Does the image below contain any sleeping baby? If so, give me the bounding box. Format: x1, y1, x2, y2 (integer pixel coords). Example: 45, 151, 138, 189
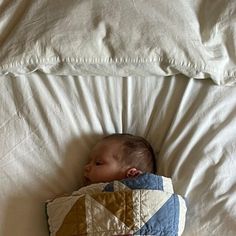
83, 133, 155, 185
46, 134, 187, 236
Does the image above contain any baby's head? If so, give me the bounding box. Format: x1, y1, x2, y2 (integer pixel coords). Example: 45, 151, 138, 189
84, 133, 155, 185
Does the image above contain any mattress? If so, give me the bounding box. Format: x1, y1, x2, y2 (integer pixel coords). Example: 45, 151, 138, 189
0, 1, 236, 236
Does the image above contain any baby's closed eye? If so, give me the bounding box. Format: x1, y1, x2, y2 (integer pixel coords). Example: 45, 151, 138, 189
95, 161, 103, 166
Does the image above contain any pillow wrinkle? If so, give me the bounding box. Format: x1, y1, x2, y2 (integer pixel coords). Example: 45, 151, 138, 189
1, 0, 236, 85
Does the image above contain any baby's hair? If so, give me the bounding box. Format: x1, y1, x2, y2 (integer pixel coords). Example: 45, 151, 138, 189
103, 133, 156, 173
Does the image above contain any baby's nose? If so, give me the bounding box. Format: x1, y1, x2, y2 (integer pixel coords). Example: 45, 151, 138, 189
84, 163, 91, 172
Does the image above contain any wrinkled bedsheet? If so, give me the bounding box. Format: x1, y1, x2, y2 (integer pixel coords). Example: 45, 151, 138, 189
46, 173, 186, 236
1, 74, 236, 236
1, 0, 236, 235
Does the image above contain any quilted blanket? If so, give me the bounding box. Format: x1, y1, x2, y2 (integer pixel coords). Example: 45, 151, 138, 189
46, 173, 187, 236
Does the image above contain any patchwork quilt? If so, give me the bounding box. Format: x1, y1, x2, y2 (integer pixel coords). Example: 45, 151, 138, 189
46, 173, 187, 236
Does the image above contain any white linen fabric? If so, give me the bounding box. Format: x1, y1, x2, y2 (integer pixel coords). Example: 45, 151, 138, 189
0, 74, 236, 236
1, 1, 236, 236
0, 0, 236, 85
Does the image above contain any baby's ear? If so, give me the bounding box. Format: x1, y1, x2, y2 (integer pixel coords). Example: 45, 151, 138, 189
126, 168, 142, 178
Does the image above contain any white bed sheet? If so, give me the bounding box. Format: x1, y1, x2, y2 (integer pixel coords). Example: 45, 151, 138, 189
1, 1, 236, 235
0, 73, 236, 236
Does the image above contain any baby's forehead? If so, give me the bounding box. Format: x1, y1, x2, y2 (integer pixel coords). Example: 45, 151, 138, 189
97, 137, 124, 147
90, 138, 124, 157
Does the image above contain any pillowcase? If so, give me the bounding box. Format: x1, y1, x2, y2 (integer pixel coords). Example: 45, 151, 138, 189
0, 0, 236, 85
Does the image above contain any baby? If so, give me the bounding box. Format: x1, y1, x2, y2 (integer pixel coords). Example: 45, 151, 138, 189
47, 134, 187, 235
83, 133, 156, 185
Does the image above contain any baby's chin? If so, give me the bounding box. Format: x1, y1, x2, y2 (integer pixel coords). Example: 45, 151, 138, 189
83, 176, 118, 186
83, 176, 91, 186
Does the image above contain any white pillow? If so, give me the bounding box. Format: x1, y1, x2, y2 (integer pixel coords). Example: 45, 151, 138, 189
0, 0, 236, 85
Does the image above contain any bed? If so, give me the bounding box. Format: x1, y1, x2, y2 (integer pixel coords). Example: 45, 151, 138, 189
0, 1, 236, 235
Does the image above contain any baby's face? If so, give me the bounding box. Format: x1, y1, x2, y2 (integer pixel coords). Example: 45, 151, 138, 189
84, 139, 127, 185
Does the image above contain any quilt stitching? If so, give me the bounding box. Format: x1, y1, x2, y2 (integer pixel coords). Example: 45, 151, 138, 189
48, 174, 187, 236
